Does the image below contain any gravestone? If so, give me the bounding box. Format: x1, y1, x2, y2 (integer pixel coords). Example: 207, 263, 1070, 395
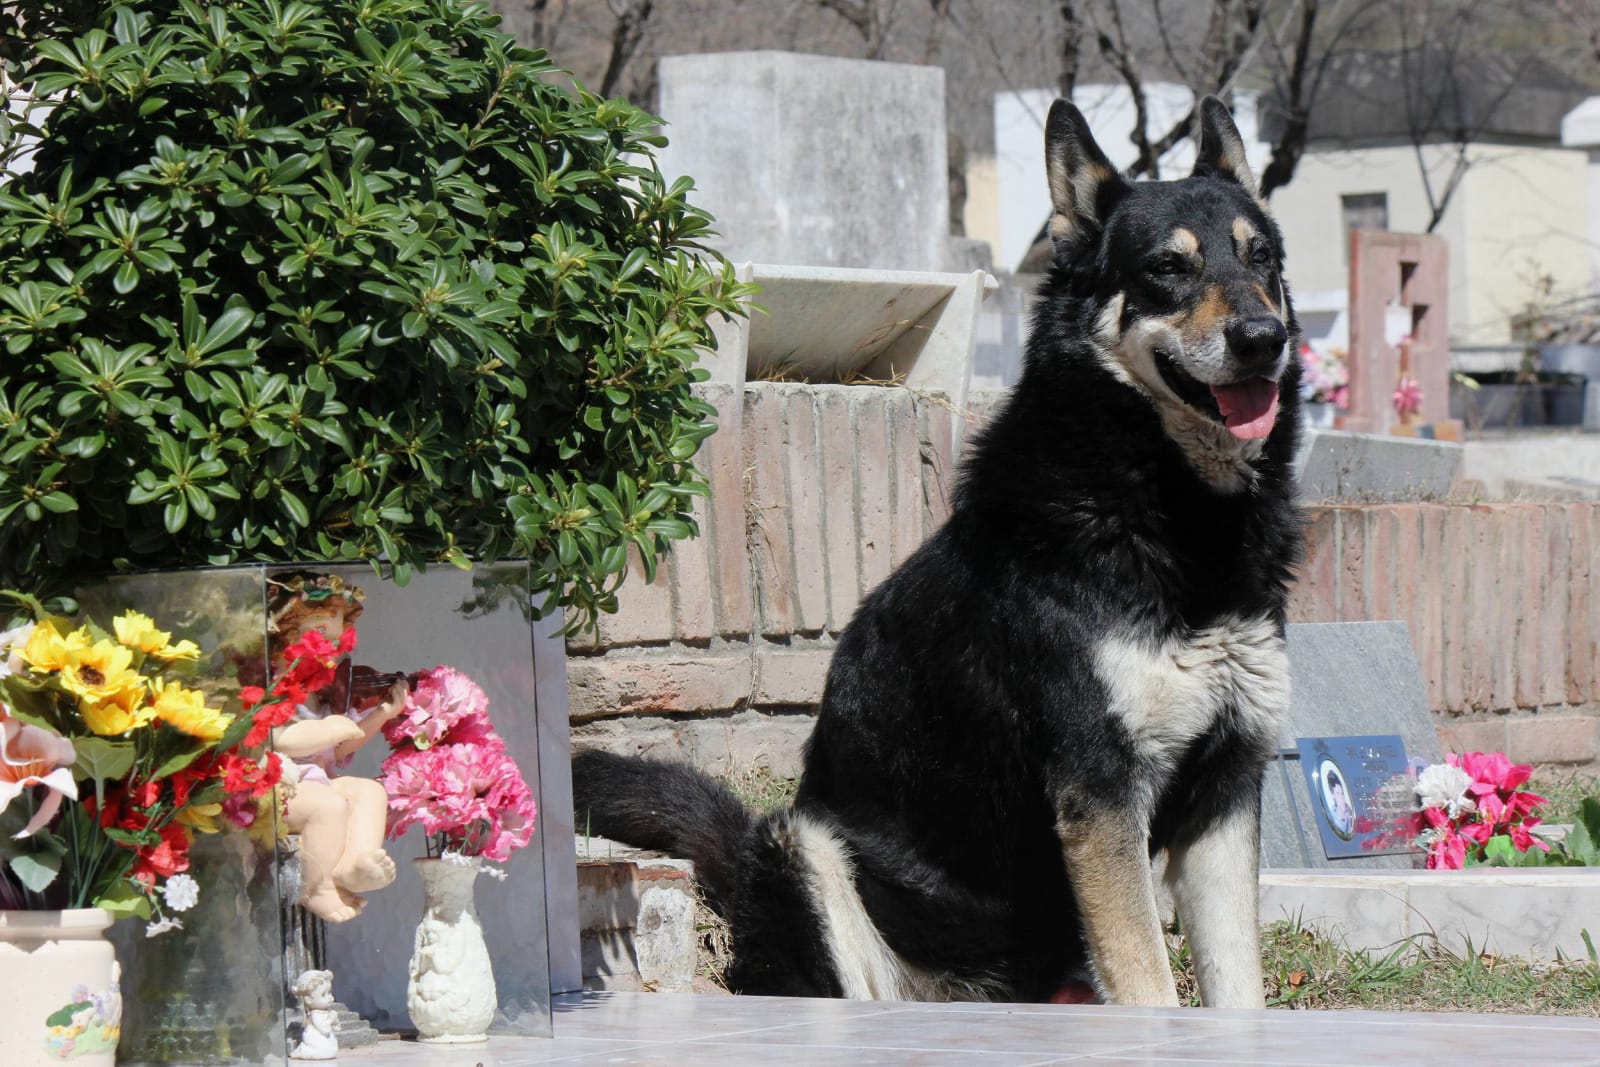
1261, 622, 1443, 869
654, 52, 950, 272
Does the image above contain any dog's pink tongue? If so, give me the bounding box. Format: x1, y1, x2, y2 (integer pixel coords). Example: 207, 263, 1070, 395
1210, 379, 1280, 440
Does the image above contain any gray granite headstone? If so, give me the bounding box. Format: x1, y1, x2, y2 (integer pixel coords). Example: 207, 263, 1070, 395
1261, 622, 1442, 869
655, 52, 951, 272
1294, 429, 1462, 502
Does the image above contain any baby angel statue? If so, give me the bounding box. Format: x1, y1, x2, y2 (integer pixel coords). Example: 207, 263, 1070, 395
267, 572, 410, 923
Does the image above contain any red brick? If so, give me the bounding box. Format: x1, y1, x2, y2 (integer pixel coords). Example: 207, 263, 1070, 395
672, 492, 715, 643
1513, 505, 1544, 711
818, 388, 860, 635
1337, 507, 1368, 622
1464, 506, 1499, 711
1365, 506, 1399, 621
597, 545, 676, 648
743, 387, 794, 637
1289, 507, 1337, 623
754, 648, 833, 706
1567, 503, 1595, 705
567, 654, 754, 720
1492, 507, 1519, 712
702, 385, 753, 638
888, 388, 925, 568
918, 396, 955, 533
853, 389, 893, 596
783, 390, 828, 634
1541, 505, 1572, 708
1506, 714, 1600, 766
1440, 505, 1470, 712
1417, 505, 1446, 708
1590, 503, 1600, 704
1394, 505, 1422, 655
1435, 718, 1507, 757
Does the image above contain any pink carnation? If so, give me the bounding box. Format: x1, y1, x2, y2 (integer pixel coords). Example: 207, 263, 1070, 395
378, 666, 536, 862
383, 666, 498, 752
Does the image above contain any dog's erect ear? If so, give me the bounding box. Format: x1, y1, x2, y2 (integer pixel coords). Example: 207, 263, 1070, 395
1191, 95, 1257, 195
1045, 99, 1126, 244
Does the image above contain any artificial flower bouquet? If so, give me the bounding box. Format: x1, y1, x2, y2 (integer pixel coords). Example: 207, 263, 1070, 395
1298, 343, 1350, 409
0, 597, 351, 934
379, 665, 536, 866
1412, 751, 1598, 869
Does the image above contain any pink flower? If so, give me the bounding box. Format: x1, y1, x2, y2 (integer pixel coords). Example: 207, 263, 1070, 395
1425, 825, 1468, 869
381, 738, 536, 861
1392, 376, 1424, 418
383, 666, 498, 752
0, 704, 79, 837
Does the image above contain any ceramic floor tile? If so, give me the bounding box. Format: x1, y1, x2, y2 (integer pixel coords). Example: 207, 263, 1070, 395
719, 1004, 1254, 1058
341, 1035, 656, 1065
338, 993, 1600, 1067
1067, 1011, 1600, 1067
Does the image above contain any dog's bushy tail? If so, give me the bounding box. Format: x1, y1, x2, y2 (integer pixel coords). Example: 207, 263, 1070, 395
571, 749, 753, 912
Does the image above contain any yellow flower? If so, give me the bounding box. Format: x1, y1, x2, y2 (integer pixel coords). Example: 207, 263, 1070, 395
19, 621, 90, 673
175, 802, 225, 833
112, 611, 200, 662
80, 684, 155, 736
59, 638, 142, 704
150, 679, 232, 742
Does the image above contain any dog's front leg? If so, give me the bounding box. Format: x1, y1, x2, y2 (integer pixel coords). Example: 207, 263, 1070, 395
1058, 812, 1179, 1006
1163, 805, 1266, 1008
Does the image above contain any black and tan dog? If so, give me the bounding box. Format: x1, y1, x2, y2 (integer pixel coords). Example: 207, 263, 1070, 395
573, 97, 1301, 1008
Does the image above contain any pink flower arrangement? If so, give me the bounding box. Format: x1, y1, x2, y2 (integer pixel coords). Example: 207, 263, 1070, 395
1413, 751, 1547, 869
379, 666, 536, 863
1298, 343, 1350, 409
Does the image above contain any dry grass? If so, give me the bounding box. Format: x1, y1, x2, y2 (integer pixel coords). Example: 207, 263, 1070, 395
1173, 919, 1600, 1016
1531, 770, 1600, 827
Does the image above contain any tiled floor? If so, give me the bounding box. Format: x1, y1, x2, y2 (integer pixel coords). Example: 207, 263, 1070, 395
342, 991, 1600, 1066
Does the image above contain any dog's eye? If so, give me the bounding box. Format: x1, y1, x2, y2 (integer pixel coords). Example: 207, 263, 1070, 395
1249, 242, 1273, 267
1147, 256, 1188, 277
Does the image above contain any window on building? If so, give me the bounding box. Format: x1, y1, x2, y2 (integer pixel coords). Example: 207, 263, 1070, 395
1341, 192, 1389, 261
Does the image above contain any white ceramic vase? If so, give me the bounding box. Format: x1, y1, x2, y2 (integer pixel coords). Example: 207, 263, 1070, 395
406, 857, 496, 1043
0, 908, 121, 1066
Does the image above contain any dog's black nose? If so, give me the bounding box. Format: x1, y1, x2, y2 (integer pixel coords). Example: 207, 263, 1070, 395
1225, 316, 1288, 368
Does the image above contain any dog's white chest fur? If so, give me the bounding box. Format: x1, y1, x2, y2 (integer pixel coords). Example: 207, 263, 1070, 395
1093, 615, 1288, 769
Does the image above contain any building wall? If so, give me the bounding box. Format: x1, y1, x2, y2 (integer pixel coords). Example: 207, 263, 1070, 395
1458, 145, 1591, 339
1269, 143, 1589, 345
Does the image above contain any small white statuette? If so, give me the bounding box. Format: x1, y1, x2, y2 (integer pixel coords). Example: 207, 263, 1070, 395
290, 969, 340, 1061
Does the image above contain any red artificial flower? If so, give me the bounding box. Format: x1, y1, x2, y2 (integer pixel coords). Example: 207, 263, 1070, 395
131, 823, 190, 885
239, 686, 267, 708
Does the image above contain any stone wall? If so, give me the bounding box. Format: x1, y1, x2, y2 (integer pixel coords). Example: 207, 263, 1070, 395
567, 380, 959, 775
1291, 502, 1600, 766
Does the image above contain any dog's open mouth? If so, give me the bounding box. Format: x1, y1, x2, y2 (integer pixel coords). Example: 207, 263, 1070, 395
1155, 351, 1280, 441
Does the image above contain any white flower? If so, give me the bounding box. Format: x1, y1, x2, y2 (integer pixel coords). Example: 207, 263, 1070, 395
145, 917, 183, 938
1415, 763, 1476, 819
162, 873, 200, 912
0, 622, 33, 679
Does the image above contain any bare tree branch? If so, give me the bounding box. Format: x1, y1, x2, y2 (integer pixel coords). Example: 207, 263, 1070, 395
818, 0, 894, 58
1060, 0, 1085, 97
598, 0, 656, 100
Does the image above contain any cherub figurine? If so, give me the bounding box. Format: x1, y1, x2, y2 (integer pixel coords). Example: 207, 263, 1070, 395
268, 573, 409, 923
289, 969, 340, 1060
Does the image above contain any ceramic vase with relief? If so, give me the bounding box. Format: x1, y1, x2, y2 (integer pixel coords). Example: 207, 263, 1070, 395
0, 908, 121, 1066
407, 857, 495, 1042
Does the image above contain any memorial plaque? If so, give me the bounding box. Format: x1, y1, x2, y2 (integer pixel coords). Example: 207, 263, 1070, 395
1294, 735, 1422, 860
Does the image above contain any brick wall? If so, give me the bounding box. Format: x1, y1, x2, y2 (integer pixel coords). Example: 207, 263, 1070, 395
1290, 503, 1600, 766
566, 381, 958, 773
570, 384, 1600, 771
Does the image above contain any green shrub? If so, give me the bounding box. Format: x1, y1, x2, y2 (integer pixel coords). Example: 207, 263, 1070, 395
0, 0, 752, 623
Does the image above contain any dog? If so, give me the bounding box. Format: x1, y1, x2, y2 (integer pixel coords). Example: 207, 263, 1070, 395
572, 96, 1302, 1009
